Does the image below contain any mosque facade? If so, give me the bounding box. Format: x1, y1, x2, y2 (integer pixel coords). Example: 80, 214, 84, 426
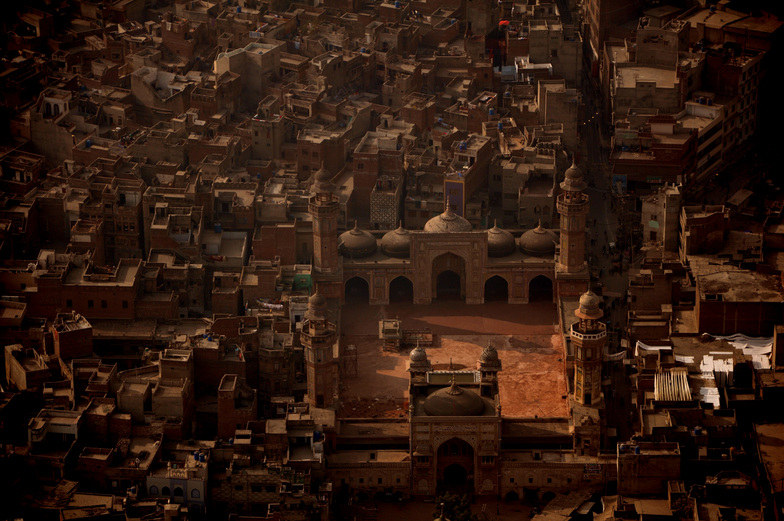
309, 161, 593, 305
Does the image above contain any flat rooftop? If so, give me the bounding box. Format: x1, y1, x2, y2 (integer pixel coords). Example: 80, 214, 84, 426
339, 300, 568, 419
616, 67, 677, 88
755, 423, 784, 495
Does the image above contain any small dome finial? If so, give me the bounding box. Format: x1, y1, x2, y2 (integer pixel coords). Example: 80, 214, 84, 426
445, 374, 463, 396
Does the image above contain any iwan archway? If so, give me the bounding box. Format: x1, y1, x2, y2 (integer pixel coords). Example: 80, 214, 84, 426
432, 253, 465, 301
437, 437, 474, 495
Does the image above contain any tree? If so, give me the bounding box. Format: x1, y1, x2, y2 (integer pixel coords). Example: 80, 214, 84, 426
433, 493, 478, 521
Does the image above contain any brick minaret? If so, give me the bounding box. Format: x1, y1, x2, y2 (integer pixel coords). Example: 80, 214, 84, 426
556, 160, 590, 296
572, 291, 605, 406
301, 291, 337, 408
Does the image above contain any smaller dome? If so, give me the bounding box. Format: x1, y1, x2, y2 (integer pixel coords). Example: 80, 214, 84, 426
306, 291, 327, 319
560, 160, 587, 192
313, 164, 335, 194
410, 345, 428, 362
576, 290, 604, 320
309, 291, 326, 307
486, 221, 516, 257
479, 344, 499, 364
423, 380, 485, 417
424, 203, 472, 233
381, 223, 411, 258
519, 222, 558, 256
339, 222, 377, 258
565, 160, 582, 179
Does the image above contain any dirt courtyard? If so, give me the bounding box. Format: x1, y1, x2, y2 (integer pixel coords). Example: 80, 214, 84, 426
338, 300, 570, 419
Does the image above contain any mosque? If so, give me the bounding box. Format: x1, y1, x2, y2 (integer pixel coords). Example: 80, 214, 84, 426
302, 161, 606, 499
308, 160, 591, 305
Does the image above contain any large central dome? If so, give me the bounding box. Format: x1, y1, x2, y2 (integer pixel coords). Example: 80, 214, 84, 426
423, 380, 485, 416
424, 203, 472, 233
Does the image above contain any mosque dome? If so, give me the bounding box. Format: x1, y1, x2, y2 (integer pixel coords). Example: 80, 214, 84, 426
305, 291, 327, 320
479, 344, 499, 364
486, 222, 516, 257
424, 204, 472, 233
576, 290, 604, 320
560, 160, 587, 192
424, 380, 485, 417
313, 164, 335, 193
519, 223, 558, 256
338, 222, 377, 258
308, 292, 327, 308
410, 345, 428, 362
381, 224, 411, 258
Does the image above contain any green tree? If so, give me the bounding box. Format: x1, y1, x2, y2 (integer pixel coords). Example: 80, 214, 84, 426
433, 493, 478, 521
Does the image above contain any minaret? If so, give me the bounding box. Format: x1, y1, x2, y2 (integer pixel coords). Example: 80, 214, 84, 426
477, 344, 502, 397
572, 291, 605, 406
309, 164, 342, 299
555, 160, 590, 296
310, 164, 339, 274
301, 291, 337, 408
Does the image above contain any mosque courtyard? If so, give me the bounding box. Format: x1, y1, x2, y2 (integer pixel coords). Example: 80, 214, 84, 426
338, 299, 570, 419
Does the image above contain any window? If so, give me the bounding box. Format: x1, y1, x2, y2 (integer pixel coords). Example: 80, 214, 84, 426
529, 478, 534, 484
88, 300, 94, 309
101, 300, 107, 309
378, 478, 382, 484
162, 487, 170, 496
174, 487, 183, 497
66, 299, 73, 308
251, 485, 262, 492
235, 485, 244, 491
510, 477, 515, 483
122, 300, 128, 309
149, 486, 159, 495
359, 478, 364, 484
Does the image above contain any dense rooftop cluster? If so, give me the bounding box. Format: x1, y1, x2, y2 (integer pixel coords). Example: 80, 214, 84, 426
1, 0, 784, 520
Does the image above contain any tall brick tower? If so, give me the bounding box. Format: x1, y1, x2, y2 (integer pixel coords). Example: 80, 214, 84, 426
309, 164, 342, 299
301, 291, 337, 409
572, 291, 605, 406
555, 160, 590, 297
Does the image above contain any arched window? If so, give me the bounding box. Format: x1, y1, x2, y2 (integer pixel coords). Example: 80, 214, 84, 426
149, 486, 159, 496
191, 489, 201, 498
174, 487, 183, 497
162, 487, 170, 496
53, 104, 60, 116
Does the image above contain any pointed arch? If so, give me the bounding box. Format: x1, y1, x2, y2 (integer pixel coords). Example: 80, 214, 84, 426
344, 276, 369, 303
389, 275, 414, 303
484, 275, 509, 302
528, 275, 553, 303
433, 252, 465, 301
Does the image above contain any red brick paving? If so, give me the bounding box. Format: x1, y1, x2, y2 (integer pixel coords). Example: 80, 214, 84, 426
339, 301, 569, 419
